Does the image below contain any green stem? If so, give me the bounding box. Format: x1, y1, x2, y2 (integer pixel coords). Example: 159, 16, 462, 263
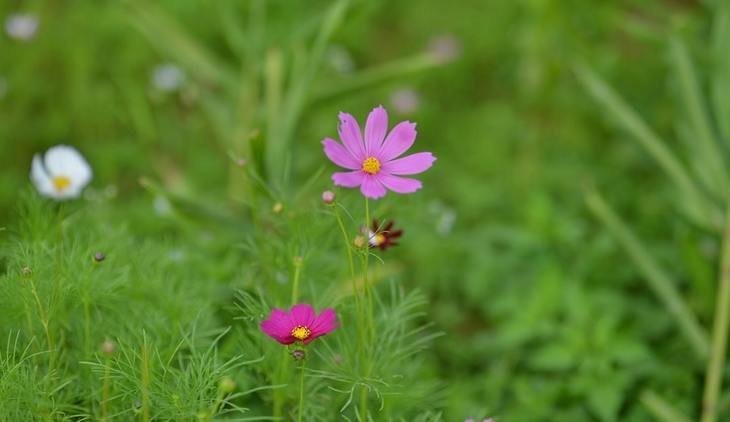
291, 257, 303, 304
28, 277, 54, 371
364, 198, 374, 343
101, 356, 111, 421
297, 360, 306, 422
83, 296, 91, 357
701, 209, 730, 422
140, 341, 150, 422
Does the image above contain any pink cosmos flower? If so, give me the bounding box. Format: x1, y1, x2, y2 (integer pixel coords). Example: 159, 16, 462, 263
260, 304, 337, 345
322, 106, 436, 199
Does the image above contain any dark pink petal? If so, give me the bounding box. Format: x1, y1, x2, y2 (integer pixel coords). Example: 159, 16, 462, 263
364, 106, 388, 156
382, 152, 436, 175
260, 308, 295, 344
322, 138, 360, 170
310, 308, 338, 336
378, 173, 422, 194
360, 174, 387, 199
379, 121, 417, 161
332, 171, 363, 188
290, 304, 316, 327
338, 112, 366, 161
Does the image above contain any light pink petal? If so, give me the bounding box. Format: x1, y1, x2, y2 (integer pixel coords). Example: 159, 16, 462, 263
322, 138, 360, 169
379, 121, 417, 161
377, 173, 422, 194
338, 112, 366, 161
360, 175, 387, 199
364, 106, 388, 156
382, 152, 436, 175
332, 171, 363, 188
290, 304, 316, 327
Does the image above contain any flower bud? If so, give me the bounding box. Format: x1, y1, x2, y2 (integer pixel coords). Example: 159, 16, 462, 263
292, 256, 303, 267
272, 202, 284, 214
321, 190, 335, 204
219, 376, 236, 393
291, 349, 306, 360
93, 252, 106, 262
353, 235, 366, 249
21, 266, 32, 276
101, 340, 116, 356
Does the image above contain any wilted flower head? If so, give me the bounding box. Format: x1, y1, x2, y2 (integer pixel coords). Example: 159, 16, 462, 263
260, 304, 337, 345
428, 34, 462, 64
365, 219, 402, 250
31, 145, 92, 200
151, 63, 185, 92
93, 252, 106, 263
5, 13, 38, 41
323, 106, 436, 199
390, 88, 421, 115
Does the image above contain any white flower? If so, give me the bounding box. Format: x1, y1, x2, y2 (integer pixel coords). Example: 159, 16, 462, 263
30, 145, 92, 200
5, 13, 38, 41
151, 63, 185, 92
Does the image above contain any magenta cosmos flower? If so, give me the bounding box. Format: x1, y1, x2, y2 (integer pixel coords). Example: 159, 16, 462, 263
260, 304, 337, 345
322, 106, 436, 199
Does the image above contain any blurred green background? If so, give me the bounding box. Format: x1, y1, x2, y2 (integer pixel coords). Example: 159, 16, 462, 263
1, 0, 728, 420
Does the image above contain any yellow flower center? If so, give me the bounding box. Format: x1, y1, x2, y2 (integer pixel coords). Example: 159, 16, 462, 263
362, 157, 381, 175
52, 175, 72, 192
291, 326, 311, 341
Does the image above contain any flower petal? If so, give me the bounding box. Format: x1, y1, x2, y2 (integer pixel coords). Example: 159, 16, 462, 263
382, 152, 436, 175
360, 174, 387, 199
379, 121, 417, 161
338, 112, 366, 161
322, 137, 360, 170
364, 106, 388, 156
377, 173, 422, 194
30, 154, 55, 198
332, 171, 363, 188
44, 145, 92, 189
305, 308, 338, 343
290, 304, 316, 327
260, 308, 295, 344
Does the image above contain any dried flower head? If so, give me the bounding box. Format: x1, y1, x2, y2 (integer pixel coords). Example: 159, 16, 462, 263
291, 349, 306, 360
260, 304, 337, 345
100, 340, 116, 356
323, 106, 436, 199
93, 252, 106, 262
366, 219, 403, 250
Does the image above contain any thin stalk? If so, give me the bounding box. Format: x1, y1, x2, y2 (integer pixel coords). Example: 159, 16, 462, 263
28, 277, 54, 371
701, 209, 730, 422
359, 197, 373, 420
291, 257, 303, 304
83, 296, 91, 357
101, 355, 111, 421
140, 341, 151, 422
272, 348, 289, 419
297, 361, 306, 422
640, 390, 692, 422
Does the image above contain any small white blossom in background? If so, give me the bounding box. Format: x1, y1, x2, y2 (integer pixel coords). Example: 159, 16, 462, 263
428, 34, 463, 64
429, 200, 457, 236
390, 88, 421, 115
326, 45, 355, 74
5, 13, 38, 42
153, 195, 172, 216
151, 63, 185, 92
30, 145, 92, 200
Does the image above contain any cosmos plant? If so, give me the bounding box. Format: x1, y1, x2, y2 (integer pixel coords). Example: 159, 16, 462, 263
30, 145, 92, 200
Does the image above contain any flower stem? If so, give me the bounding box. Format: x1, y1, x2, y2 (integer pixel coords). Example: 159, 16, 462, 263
291, 257, 303, 304
140, 340, 151, 422
701, 209, 730, 422
297, 360, 306, 422
364, 198, 374, 343
28, 277, 54, 371
101, 355, 111, 421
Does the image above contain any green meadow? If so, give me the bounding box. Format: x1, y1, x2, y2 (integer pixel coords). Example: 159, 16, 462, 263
1, 1, 730, 420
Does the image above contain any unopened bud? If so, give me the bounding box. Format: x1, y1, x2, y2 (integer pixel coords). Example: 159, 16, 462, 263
21, 266, 32, 276
291, 349, 306, 360
272, 202, 284, 214
101, 340, 116, 356
321, 190, 335, 204
293, 256, 303, 267
93, 252, 106, 262
219, 376, 236, 393
353, 235, 366, 249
